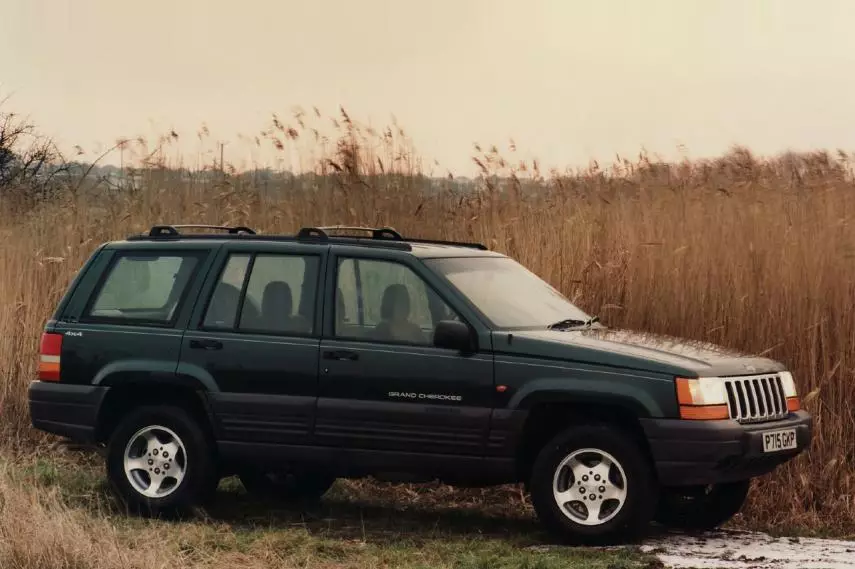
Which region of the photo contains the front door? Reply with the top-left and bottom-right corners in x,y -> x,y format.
179,243 -> 325,445
316,252 -> 494,459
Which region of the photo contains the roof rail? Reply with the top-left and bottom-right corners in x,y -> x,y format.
147,224 -> 256,237
297,226 -> 403,241
296,225 -> 486,250
130,224 -> 486,251
405,237 -> 488,250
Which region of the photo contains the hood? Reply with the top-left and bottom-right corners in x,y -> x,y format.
498,328 -> 784,378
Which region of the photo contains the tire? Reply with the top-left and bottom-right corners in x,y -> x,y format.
529,424 -> 657,544
239,469 -> 336,504
106,405 -> 217,517
655,480 -> 750,530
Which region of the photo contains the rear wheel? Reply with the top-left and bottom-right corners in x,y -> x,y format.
655,480 -> 750,530
106,406 -> 217,516
529,424 -> 657,544
239,469 -> 336,504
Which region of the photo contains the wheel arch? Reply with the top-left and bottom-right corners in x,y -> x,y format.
93,360 -> 218,391
95,378 -> 215,443
514,394 -> 656,483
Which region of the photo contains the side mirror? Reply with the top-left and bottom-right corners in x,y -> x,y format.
433,320 -> 475,352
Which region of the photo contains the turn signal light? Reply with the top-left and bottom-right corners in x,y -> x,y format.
679,404 -> 730,420
787,397 -> 801,412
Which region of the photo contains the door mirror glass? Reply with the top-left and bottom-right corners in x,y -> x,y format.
433,320 -> 474,352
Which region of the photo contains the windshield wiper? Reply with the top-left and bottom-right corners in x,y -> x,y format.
548,316 -> 600,330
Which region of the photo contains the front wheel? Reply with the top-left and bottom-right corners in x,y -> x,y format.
529,424 -> 657,544
655,480 -> 750,530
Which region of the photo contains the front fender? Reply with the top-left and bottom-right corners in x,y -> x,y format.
508,378 -> 666,418
495,355 -> 679,419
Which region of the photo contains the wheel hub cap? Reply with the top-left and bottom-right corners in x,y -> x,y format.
123,425 -> 187,498
552,448 -> 628,526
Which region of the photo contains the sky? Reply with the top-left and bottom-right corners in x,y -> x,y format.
3,0 -> 855,175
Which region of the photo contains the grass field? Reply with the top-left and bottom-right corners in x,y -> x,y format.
2,110 -> 855,566
0,448 -> 657,569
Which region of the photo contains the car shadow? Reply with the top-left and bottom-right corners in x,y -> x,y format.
199,479 -> 544,543
48,447 -> 544,542
200,482 -> 695,546
50,450 -> 662,546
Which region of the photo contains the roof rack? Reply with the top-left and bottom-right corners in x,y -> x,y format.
146,224 -> 256,237
295,226 -> 486,250
405,237 -> 487,250
130,223 -> 486,251
296,226 -> 403,241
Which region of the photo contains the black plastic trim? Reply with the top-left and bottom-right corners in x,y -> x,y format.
28,381 -> 109,442
641,410 -> 812,486
146,225 -> 256,237
218,441 -> 516,481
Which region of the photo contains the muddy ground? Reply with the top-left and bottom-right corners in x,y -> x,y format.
643,529 -> 855,568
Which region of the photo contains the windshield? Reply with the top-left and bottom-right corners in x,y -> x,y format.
425,257 -> 591,329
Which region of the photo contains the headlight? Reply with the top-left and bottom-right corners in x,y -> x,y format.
676,377 -> 729,420
779,371 -> 798,398
779,371 -> 801,411
677,377 -> 727,406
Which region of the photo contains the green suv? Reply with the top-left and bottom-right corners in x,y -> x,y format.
29,224 -> 812,542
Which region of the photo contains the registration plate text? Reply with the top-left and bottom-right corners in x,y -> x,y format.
762,428 -> 797,453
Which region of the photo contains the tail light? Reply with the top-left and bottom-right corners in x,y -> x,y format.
39,332 -> 63,381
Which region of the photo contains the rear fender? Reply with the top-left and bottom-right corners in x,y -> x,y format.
94,360 -> 218,392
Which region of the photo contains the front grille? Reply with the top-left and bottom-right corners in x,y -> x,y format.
723,374 -> 788,423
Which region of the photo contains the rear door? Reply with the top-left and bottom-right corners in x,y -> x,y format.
179,242 -> 326,445
315,249 -> 494,458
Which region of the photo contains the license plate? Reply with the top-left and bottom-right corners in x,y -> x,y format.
762,428 -> 797,453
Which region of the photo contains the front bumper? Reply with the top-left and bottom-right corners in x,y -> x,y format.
640,410 -> 812,486
28,381 -> 108,443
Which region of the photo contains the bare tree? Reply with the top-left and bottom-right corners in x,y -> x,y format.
0,108 -> 67,202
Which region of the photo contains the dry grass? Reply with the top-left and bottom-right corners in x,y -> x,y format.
1,110 -> 855,541
0,451 -> 652,569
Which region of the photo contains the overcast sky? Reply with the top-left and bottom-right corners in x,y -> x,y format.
3,0 -> 855,174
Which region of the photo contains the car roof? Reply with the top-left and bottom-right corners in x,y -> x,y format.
109,224 -> 505,259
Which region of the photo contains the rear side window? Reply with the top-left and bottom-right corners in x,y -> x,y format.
86,252 -> 202,325
203,254 -> 251,329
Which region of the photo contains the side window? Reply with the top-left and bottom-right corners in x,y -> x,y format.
203,254 -> 251,329
203,253 -> 320,335
335,257 -> 359,328
87,252 -> 201,325
335,258 -> 460,345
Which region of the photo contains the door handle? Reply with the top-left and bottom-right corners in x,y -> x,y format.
323,349 -> 359,361
190,339 -> 223,351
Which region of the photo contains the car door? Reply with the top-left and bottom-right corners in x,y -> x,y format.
315,248 -> 494,459
179,242 -> 326,445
